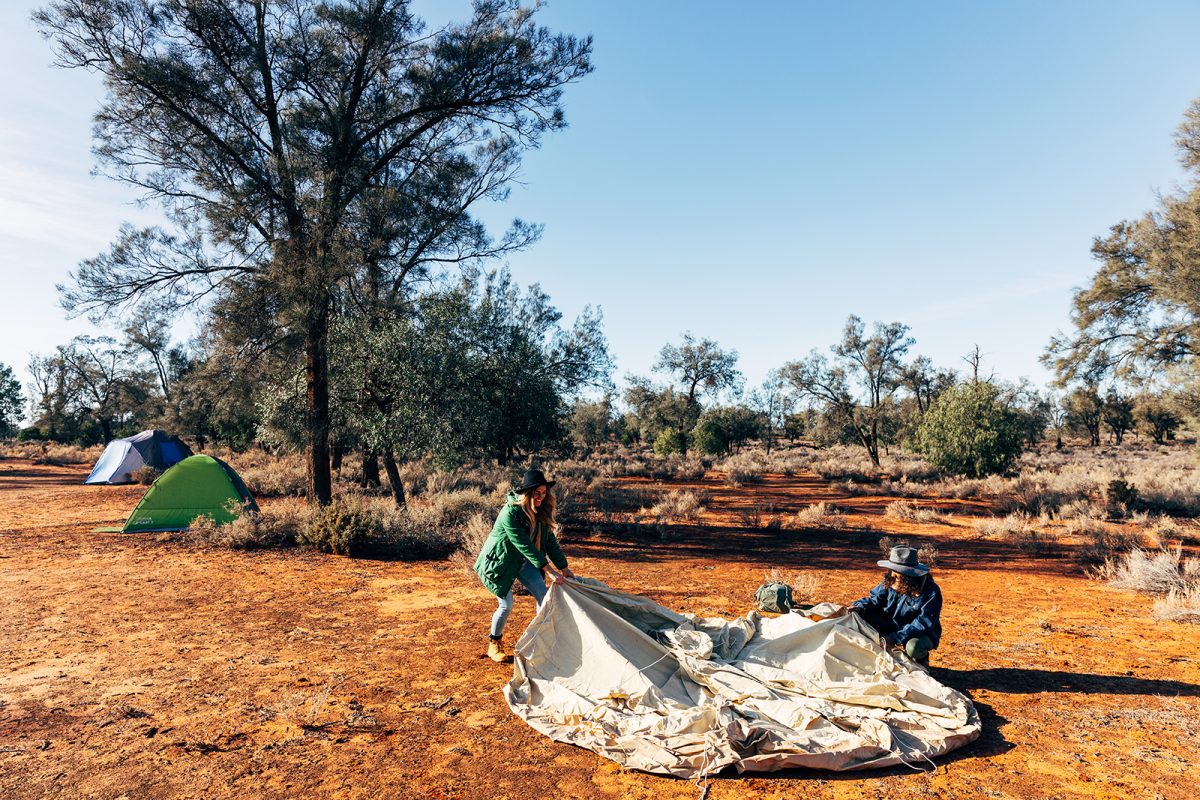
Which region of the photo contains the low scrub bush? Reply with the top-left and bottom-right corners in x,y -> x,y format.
449,513 -> 494,573
187,501 -> 305,549
1155,586 -> 1200,623
884,500 -> 946,524
132,465 -> 161,485
649,490 -> 705,522
1097,545 -> 1200,594
296,490 -> 492,560
233,451 -> 308,497
762,568 -> 823,604
973,512 -> 1035,539
737,502 -> 781,530
9,441 -> 105,466
1073,521 -> 1143,567
791,501 -> 847,530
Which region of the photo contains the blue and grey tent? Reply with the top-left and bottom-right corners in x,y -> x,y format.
84,430 -> 194,485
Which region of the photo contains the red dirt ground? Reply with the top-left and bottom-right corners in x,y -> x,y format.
1,457 -> 1198,799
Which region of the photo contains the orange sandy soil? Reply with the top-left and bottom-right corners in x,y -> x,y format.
2,457 -> 1198,800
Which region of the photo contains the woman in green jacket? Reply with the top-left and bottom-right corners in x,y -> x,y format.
474,469 -> 573,662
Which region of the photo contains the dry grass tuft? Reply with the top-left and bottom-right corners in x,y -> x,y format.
649,490 -> 705,523
1096,545 -> 1200,594
884,500 -> 946,524
791,501 -> 847,530
763,568 -> 823,604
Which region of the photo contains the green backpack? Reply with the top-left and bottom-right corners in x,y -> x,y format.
754,581 -> 794,614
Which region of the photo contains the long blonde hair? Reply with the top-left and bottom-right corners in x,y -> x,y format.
518,486 -> 560,541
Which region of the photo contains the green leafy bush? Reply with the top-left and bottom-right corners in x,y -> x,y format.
299,498 -> 389,557
653,427 -> 686,457
913,382 -> 1025,478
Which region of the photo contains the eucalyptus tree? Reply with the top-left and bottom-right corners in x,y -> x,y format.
780,315 -> 914,467
1044,99 -> 1200,386
652,333 -> 743,453
0,364 -> 22,437
38,0 -> 592,503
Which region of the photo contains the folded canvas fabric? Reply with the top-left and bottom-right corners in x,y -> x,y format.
505,578 -> 980,778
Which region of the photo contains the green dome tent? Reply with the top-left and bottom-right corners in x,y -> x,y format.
121,455 -> 258,533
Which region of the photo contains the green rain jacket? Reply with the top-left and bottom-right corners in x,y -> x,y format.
474,493 -> 568,597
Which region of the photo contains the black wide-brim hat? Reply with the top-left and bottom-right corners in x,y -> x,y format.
878,545 -> 930,577
516,468 -> 556,493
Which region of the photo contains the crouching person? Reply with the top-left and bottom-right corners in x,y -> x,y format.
849,546 -> 941,666
474,469 -> 573,663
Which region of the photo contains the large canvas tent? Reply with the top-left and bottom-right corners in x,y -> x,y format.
507,579 -> 981,778
85,430 -> 193,485
121,455 -> 258,533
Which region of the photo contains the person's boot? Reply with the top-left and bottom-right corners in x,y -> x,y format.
487,636 -> 507,662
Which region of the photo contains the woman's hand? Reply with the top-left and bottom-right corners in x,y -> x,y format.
561,567 -> 575,580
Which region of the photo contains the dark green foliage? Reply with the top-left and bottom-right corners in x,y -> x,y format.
0,363 -> 22,437
913,382 -> 1025,478
38,0 -> 593,502
1044,99 -> 1200,386
1137,395 -> 1182,444
299,501 -> 392,558
1102,390 -> 1135,444
1105,479 -> 1140,517
1064,386 -> 1104,446
692,406 -> 765,455
653,427 -> 687,457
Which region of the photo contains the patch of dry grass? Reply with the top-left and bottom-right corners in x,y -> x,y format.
790,501 -> 847,530
884,500 -> 946,524
763,568 -> 823,604
649,490 -> 705,522
1096,545 -> 1200,594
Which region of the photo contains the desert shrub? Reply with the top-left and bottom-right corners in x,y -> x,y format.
299,496 -> 392,557
1105,478 -> 1140,518
20,441 -> 104,465
737,502 -> 779,529
721,453 -> 764,486
186,501 -> 305,549
763,568 -> 822,604
297,492 -> 488,559
1073,521 -> 1143,567
449,513 -> 494,573
973,512 -> 1051,554
791,501 -> 846,530
1097,546 -> 1200,594
650,490 -> 704,522
912,382 -> 1025,478
973,512 -> 1034,538
653,427 -> 686,457
1155,586 -> 1200,622
884,500 -> 945,524
132,464 -> 161,485
232,451 -> 308,497
662,454 -> 708,481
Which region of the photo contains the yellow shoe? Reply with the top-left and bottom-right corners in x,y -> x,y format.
487,638 -> 507,662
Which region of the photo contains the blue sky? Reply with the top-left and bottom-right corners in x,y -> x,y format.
4,1 -> 1200,409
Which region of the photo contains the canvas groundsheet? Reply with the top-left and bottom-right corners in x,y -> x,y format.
506,579 -> 981,778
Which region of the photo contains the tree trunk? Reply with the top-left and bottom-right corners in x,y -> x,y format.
305,316 -> 333,505
382,449 -> 406,508
99,417 -> 113,444
331,441 -> 345,472
361,451 -> 381,487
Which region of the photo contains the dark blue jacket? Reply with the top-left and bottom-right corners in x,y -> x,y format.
853,575 -> 942,648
